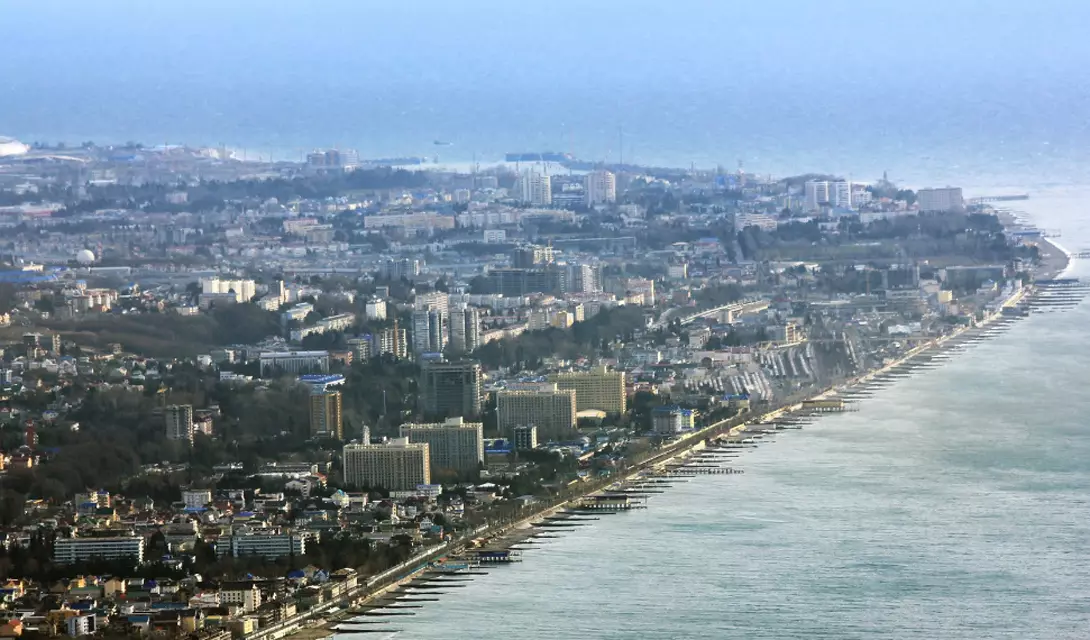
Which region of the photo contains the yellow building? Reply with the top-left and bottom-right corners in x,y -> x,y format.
309,389 -> 343,439
548,365 -> 627,414
342,439 -> 431,491
399,417 -> 484,474
497,386 -> 577,439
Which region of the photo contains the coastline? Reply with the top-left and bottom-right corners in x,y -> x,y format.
270,212 -> 1066,640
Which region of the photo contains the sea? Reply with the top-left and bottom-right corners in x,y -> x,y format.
5,1 -> 1090,637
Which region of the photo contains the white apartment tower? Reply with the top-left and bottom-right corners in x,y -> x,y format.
514,170 -> 552,206
449,306 -> 481,354
585,170 -> 617,205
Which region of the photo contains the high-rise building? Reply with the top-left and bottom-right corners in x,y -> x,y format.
803,180 -> 830,211
513,170 -> 552,206
512,425 -> 539,451
916,187 -> 965,213
570,263 -> 600,293
384,258 -> 422,279
511,244 -> 554,269
584,170 -> 617,205
347,336 -> 374,362
804,180 -> 853,211
376,324 -> 408,359
165,404 -> 195,444
309,389 -> 343,439
399,417 -> 484,474
449,306 -> 481,353
420,360 -> 482,418
342,439 -> 431,491
364,299 -> 387,321
548,365 -> 627,414
412,308 -> 447,355
484,266 -> 566,296
497,386 -> 577,439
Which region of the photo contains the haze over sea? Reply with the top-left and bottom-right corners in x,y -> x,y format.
6,1 -> 1090,637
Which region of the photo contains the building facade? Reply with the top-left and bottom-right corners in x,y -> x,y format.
549,365 -> 627,414
916,187 -> 965,213
512,424 -> 539,451
585,170 -> 617,205
54,537 -> 145,564
420,360 -> 482,418
496,386 -> 577,439
165,404 -> 194,444
309,388 -> 343,439
259,351 -> 330,376
399,417 -> 485,474
651,405 -> 696,435
448,306 -> 481,353
342,440 -> 431,491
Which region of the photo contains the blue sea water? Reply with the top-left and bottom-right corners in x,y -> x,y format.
5,1 -> 1090,637
338,190 -> 1090,640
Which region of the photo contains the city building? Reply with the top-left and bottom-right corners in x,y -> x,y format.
376,324 -> 408,359
182,489 -> 212,509
399,417 -> 485,474
448,305 -> 481,353
513,170 -> 552,206
258,351 -> 330,376
219,581 -> 263,613
803,180 -> 853,211
420,360 -> 482,418
217,534 -> 307,559
342,439 -> 431,491
484,267 -> 565,296
652,406 -> 697,435
165,404 -> 194,444
549,365 -> 627,414
309,388 -> 343,439
497,386 -> 577,439
917,187 -> 965,213
365,299 -> 387,321
199,277 -> 256,304
512,425 -> 539,451
347,336 -> 373,362
585,170 -> 617,205
511,244 -> 555,268
767,323 -> 801,345
53,537 -> 145,564
384,258 -> 422,279
67,614 -> 95,637
411,308 -> 447,355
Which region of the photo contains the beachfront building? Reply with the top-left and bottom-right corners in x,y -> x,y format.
548,365 -> 627,414
496,386 -> 577,439
342,439 -> 431,491
917,187 -> 965,213
399,417 -> 485,475
652,406 -> 696,435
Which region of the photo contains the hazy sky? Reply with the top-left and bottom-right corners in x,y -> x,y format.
3,0 -> 1089,176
